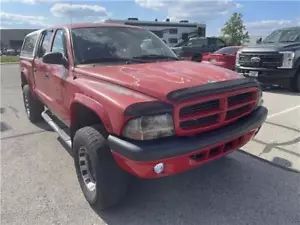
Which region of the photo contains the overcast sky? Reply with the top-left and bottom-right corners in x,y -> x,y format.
1,0 -> 300,36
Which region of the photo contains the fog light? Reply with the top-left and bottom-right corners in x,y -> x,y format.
153,163 -> 164,174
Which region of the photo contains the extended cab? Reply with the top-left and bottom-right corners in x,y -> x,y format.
20,23 -> 267,209
236,27 -> 300,92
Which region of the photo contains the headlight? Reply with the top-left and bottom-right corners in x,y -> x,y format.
209,58 -> 217,64
122,113 -> 174,140
236,50 -> 242,66
256,88 -> 263,108
279,51 -> 295,69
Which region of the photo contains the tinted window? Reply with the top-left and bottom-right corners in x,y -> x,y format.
168,38 -> 178,44
151,30 -> 163,38
216,39 -> 225,47
208,38 -> 216,45
51,30 -> 66,56
38,30 -> 53,58
188,38 -> 206,46
169,28 -> 178,34
208,38 -> 225,47
21,33 -> 38,57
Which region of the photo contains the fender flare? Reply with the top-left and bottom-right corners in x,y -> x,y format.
70,93 -> 113,133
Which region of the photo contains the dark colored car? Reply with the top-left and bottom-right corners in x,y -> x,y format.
172,37 -> 226,61
202,46 -> 241,70
236,26 -> 300,92
5,48 -> 18,56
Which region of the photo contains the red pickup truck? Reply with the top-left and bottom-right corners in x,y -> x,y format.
20,23 -> 267,209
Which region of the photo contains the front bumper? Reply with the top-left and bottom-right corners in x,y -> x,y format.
237,67 -> 297,87
108,106 -> 268,178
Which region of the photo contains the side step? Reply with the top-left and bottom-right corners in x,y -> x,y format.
41,110 -> 72,148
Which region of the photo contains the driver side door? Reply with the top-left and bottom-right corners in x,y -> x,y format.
46,29 -> 70,122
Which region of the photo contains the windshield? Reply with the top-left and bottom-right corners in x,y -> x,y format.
263,28 -> 300,43
71,27 -> 178,64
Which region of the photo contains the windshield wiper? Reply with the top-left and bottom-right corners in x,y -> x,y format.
133,54 -> 179,61
79,57 -> 145,65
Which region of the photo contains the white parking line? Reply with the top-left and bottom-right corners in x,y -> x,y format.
267,105 -> 300,119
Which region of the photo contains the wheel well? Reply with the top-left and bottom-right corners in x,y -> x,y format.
21,72 -> 28,87
70,103 -> 108,139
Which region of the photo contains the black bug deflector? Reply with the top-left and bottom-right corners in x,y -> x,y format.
167,78 -> 260,102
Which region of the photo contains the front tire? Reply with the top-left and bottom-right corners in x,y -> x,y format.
73,125 -> 130,210
22,85 -> 44,122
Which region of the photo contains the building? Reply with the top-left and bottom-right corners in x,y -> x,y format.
107,18 -> 206,47
0,29 -> 37,50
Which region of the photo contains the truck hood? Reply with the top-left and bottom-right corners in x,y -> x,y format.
75,61 -> 242,101
242,42 -> 300,52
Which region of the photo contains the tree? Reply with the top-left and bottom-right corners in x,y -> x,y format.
221,12 -> 249,45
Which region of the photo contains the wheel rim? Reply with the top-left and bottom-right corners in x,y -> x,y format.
78,147 -> 97,196
23,93 -> 30,117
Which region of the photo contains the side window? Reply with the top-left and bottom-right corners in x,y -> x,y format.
51,29 -> 67,56
38,30 -> 53,58
208,38 -> 216,46
168,38 -> 178,44
191,39 -> 205,46
21,33 -> 38,57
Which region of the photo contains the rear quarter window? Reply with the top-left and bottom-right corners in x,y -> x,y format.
21,33 -> 38,58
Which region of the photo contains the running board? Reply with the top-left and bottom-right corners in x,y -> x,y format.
41,110 -> 72,148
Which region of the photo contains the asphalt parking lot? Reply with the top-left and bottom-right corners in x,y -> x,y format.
1,64 -> 300,225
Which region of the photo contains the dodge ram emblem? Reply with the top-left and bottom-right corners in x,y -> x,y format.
250,56 -> 261,63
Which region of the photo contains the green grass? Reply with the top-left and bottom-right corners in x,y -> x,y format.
0,56 -> 19,63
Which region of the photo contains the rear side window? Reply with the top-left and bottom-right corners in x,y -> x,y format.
21,33 -> 38,58
37,30 -> 53,58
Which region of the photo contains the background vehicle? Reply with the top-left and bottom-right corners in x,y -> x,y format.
4,48 -> 18,56
19,23 -> 267,210
107,18 -> 206,47
236,26 -> 300,92
172,36 -> 226,61
202,46 -> 241,70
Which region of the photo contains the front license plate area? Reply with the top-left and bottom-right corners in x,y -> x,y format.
248,71 -> 259,77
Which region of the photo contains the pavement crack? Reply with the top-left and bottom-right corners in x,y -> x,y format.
1,130 -> 48,140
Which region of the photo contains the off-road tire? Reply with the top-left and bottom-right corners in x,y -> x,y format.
73,125 -> 130,210
22,85 -> 44,122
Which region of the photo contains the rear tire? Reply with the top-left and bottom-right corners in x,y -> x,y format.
22,85 -> 44,122
73,125 -> 130,210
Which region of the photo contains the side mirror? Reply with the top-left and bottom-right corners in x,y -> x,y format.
256,37 -> 262,44
42,52 -> 68,67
